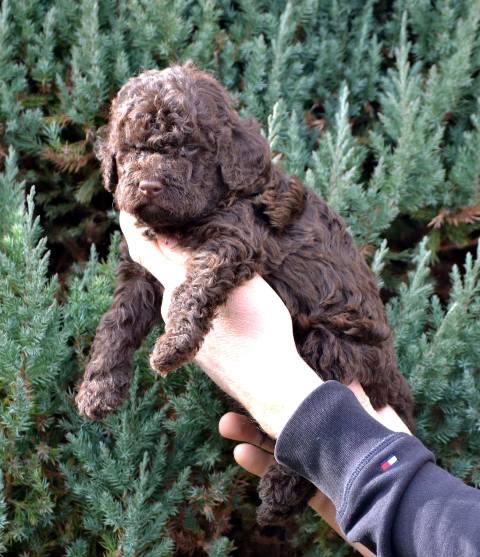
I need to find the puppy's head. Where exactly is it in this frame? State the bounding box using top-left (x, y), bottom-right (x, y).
top-left (97, 63), bottom-right (271, 229)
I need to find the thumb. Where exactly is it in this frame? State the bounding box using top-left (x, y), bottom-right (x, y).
top-left (347, 381), bottom-right (377, 418)
top-left (348, 380), bottom-right (411, 435)
top-left (119, 211), bottom-right (188, 288)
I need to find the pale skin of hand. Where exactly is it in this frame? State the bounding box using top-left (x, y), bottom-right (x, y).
top-left (120, 211), bottom-right (411, 557)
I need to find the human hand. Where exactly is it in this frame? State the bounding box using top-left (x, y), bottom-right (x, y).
top-left (219, 411), bottom-right (376, 557)
top-left (120, 211), bottom-right (322, 438)
top-left (119, 211), bottom-right (411, 438)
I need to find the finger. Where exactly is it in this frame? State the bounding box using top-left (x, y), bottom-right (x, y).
top-left (219, 412), bottom-right (275, 453)
top-left (347, 380), bottom-right (377, 418)
top-left (233, 443), bottom-right (276, 477)
top-left (118, 210), bottom-right (139, 235)
top-left (119, 211), bottom-right (148, 260)
top-left (119, 211), bottom-right (188, 267)
top-left (348, 381), bottom-right (412, 435)
top-left (119, 211), bottom-right (178, 255)
top-left (156, 237), bottom-right (190, 268)
top-left (119, 211), bottom-right (187, 286)
top-left (160, 288), bottom-right (173, 323)
top-left (119, 211), bottom-right (165, 266)
top-left (377, 404), bottom-right (412, 435)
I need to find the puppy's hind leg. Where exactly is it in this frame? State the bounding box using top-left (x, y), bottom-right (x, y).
top-left (257, 463), bottom-right (316, 527)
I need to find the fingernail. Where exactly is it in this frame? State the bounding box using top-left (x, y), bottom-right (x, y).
top-left (162, 235), bottom-right (178, 248)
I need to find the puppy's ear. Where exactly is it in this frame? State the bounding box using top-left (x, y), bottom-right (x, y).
top-left (94, 126), bottom-right (118, 193)
top-left (218, 118), bottom-right (271, 195)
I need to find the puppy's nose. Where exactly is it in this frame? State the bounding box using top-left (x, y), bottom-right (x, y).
top-left (139, 180), bottom-right (163, 196)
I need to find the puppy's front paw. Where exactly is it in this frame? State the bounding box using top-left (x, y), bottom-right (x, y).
top-left (76, 380), bottom-right (111, 420)
top-left (149, 332), bottom-right (198, 375)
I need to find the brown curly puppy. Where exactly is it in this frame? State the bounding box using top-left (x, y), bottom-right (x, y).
top-left (75, 62), bottom-right (414, 527)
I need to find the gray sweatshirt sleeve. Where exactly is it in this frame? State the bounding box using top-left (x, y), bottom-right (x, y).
top-left (274, 381), bottom-right (480, 557)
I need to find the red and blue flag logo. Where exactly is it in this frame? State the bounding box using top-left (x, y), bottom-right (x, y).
top-left (380, 455), bottom-right (398, 472)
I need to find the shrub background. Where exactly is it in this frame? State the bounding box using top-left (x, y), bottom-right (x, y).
top-left (1, 0), bottom-right (480, 555)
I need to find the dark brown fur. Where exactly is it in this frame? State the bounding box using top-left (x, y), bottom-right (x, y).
top-left (75, 62), bottom-right (414, 526)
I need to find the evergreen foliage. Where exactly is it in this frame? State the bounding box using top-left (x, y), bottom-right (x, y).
top-left (388, 239), bottom-right (480, 486)
top-left (0, 155), bottom-right (246, 555)
top-left (0, 148), bottom-right (65, 551)
top-left (1, 0), bottom-right (480, 555)
top-left (0, 0), bottom-right (478, 264)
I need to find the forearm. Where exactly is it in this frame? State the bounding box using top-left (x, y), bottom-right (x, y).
top-left (275, 381), bottom-right (480, 557)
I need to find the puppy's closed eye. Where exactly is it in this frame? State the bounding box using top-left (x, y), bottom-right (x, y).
top-left (135, 145), bottom-right (164, 155)
top-left (180, 144), bottom-right (199, 156)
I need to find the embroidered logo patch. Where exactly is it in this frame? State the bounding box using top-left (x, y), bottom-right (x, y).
top-left (380, 455), bottom-right (398, 472)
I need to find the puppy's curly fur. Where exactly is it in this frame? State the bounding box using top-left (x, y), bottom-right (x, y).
top-left (76, 62), bottom-right (414, 526)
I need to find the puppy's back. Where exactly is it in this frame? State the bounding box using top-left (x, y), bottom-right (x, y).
top-left (259, 186), bottom-right (414, 427)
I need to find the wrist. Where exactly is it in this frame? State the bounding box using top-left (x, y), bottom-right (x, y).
top-left (194, 306), bottom-right (323, 438)
top-left (247, 354), bottom-right (322, 439)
